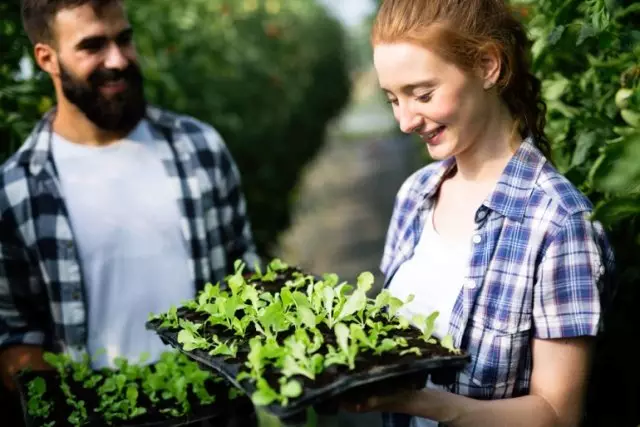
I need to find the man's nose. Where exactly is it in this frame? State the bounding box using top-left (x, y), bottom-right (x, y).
top-left (103, 44), bottom-right (129, 70)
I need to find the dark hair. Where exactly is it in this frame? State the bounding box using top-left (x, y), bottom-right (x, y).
top-left (371, 0), bottom-right (551, 160)
top-left (21, 0), bottom-right (116, 45)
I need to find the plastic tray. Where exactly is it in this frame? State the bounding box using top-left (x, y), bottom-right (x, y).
top-left (14, 369), bottom-right (255, 427)
top-left (147, 322), bottom-right (470, 422)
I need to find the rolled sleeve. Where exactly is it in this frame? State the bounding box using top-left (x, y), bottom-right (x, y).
top-left (533, 211), bottom-right (611, 339)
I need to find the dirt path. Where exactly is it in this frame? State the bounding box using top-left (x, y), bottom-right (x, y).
top-left (275, 131), bottom-right (420, 295)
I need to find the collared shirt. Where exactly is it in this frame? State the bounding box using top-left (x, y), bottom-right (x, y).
top-left (380, 137), bottom-right (616, 427)
top-left (0, 106), bottom-right (260, 357)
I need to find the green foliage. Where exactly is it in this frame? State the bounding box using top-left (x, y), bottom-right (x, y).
top-left (0, 0), bottom-right (351, 256)
top-left (514, 1), bottom-right (639, 425)
top-left (150, 259), bottom-right (459, 408)
top-left (31, 350), bottom-right (232, 425)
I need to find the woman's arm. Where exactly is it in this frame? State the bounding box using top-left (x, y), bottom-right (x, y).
top-left (351, 336), bottom-right (594, 427)
top-left (361, 336), bottom-right (593, 426)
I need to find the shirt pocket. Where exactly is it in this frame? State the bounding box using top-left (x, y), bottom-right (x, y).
top-left (464, 318), bottom-right (531, 392)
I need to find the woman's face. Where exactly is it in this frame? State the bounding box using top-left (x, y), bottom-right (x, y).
top-left (373, 41), bottom-right (497, 161)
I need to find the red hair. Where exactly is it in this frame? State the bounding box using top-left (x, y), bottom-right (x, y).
top-left (371, 0), bottom-right (551, 159)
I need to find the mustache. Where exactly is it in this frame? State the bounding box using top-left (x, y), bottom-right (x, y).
top-left (87, 63), bottom-right (142, 87)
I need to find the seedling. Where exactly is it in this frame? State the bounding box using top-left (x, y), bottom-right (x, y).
top-left (148, 260), bottom-right (468, 414)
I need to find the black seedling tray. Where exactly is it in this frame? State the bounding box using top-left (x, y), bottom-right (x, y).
top-left (147, 320), bottom-right (470, 422)
top-left (14, 369), bottom-right (255, 427)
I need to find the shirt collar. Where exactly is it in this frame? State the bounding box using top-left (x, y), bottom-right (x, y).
top-left (17, 105), bottom-right (177, 176)
top-left (420, 136), bottom-right (548, 222)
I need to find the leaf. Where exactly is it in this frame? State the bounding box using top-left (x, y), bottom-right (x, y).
top-left (252, 389), bottom-right (276, 406)
top-left (126, 385), bottom-right (138, 404)
top-left (592, 197), bottom-right (640, 224)
top-left (577, 23), bottom-right (597, 45)
top-left (423, 311), bottom-right (439, 340)
top-left (336, 287), bottom-right (367, 321)
top-left (547, 25), bottom-right (565, 45)
top-left (571, 132), bottom-right (597, 167)
top-left (280, 380), bottom-right (303, 398)
top-left (334, 323), bottom-right (350, 355)
top-left (543, 77), bottom-right (570, 101)
top-left (441, 335), bottom-right (459, 354)
top-left (356, 271), bottom-right (374, 292)
top-left (298, 306), bottom-right (317, 328)
top-left (591, 131), bottom-right (640, 193)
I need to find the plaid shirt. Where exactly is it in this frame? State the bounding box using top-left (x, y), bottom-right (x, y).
top-left (0, 106), bottom-right (260, 357)
top-left (380, 137), bottom-right (616, 427)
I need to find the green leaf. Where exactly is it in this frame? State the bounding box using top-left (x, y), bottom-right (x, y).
top-left (280, 380), bottom-right (303, 398)
top-left (577, 23), bottom-right (597, 45)
top-left (547, 25), bottom-right (565, 45)
top-left (571, 132), bottom-right (597, 167)
top-left (543, 76), bottom-right (570, 101)
top-left (252, 389), bottom-right (276, 406)
top-left (591, 131), bottom-right (640, 193)
top-left (298, 306), bottom-right (317, 328)
top-left (334, 323), bottom-right (350, 355)
top-left (592, 197), bottom-right (640, 223)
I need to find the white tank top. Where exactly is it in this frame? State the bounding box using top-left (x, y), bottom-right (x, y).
top-left (388, 208), bottom-right (471, 427)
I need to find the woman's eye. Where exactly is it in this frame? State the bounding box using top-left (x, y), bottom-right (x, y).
top-left (386, 98), bottom-right (399, 106)
top-left (416, 92), bottom-right (432, 103)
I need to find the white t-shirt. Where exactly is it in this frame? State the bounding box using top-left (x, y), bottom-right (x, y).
top-left (52, 120), bottom-right (195, 369)
top-left (388, 208), bottom-right (471, 427)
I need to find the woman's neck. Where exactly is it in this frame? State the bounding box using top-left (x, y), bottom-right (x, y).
top-left (452, 103), bottom-right (519, 186)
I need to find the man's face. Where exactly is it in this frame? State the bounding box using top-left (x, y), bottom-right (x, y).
top-left (51, 1), bottom-right (146, 132)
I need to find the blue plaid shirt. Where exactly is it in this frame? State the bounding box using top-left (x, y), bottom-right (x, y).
top-left (380, 137), bottom-right (615, 427)
top-left (0, 106), bottom-right (260, 358)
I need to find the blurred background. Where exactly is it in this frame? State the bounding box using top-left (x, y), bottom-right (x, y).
top-left (1, 0), bottom-right (638, 426)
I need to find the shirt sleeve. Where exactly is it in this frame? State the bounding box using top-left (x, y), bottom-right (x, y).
top-left (533, 210), bottom-right (614, 339)
top-left (214, 140), bottom-right (262, 273)
top-left (0, 224), bottom-right (47, 350)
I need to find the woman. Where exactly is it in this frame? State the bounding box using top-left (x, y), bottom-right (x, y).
top-left (347, 1), bottom-right (616, 426)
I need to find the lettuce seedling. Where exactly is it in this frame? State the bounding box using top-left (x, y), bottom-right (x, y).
top-left (177, 319), bottom-right (210, 351)
top-left (26, 376), bottom-right (54, 425)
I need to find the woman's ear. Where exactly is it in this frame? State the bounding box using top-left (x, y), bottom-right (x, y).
top-left (478, 43), bottom-right (502, 90)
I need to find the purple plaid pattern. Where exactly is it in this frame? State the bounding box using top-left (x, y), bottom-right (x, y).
top-left (0, 106), bottom-right (260, 357)
top-left (380, 137), bottom-right (615, 427)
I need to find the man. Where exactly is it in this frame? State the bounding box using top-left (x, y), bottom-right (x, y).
top-left (0, 0), bottom-right (260, 390)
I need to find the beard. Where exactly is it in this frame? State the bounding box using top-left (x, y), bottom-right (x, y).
top-left (59, 58), bottom-right (147, 133)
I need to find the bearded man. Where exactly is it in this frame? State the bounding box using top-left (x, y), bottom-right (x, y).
top-left (0, 0), bottom-right (260, 393)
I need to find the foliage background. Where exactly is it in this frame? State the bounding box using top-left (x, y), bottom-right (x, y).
top-left (514, 1), bottom-right (639, 425)
top-left (0, 0), bottom-right (351, 257)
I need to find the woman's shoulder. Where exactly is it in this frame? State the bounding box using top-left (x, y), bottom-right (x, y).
top-left (533, 162), bottom-right (595, 220)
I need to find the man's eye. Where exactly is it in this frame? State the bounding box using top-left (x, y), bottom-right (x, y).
top-left (80, 40), bottom-right (105, 52)
top-left (116, 33), bottom-right (133, 46)
top-left (386, 99), bottom-right (399, 106)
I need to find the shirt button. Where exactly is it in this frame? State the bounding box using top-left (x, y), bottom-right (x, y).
top-left (465, 279), bottom-right (476, 289)
top-left (475, 209), bottom-right (488, 222)
top-left (472, 234), bottom-right (482, 244)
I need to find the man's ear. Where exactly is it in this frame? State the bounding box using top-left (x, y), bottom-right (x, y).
top-left (34, 43), bottom-right (60, 76)
top-left (477, 43), bottom-right (502, 90)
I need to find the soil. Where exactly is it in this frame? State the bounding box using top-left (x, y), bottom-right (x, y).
top-left (147, 267), bottom-right (470, 419)
top-left (16, 370), bottom-right (253, 427)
